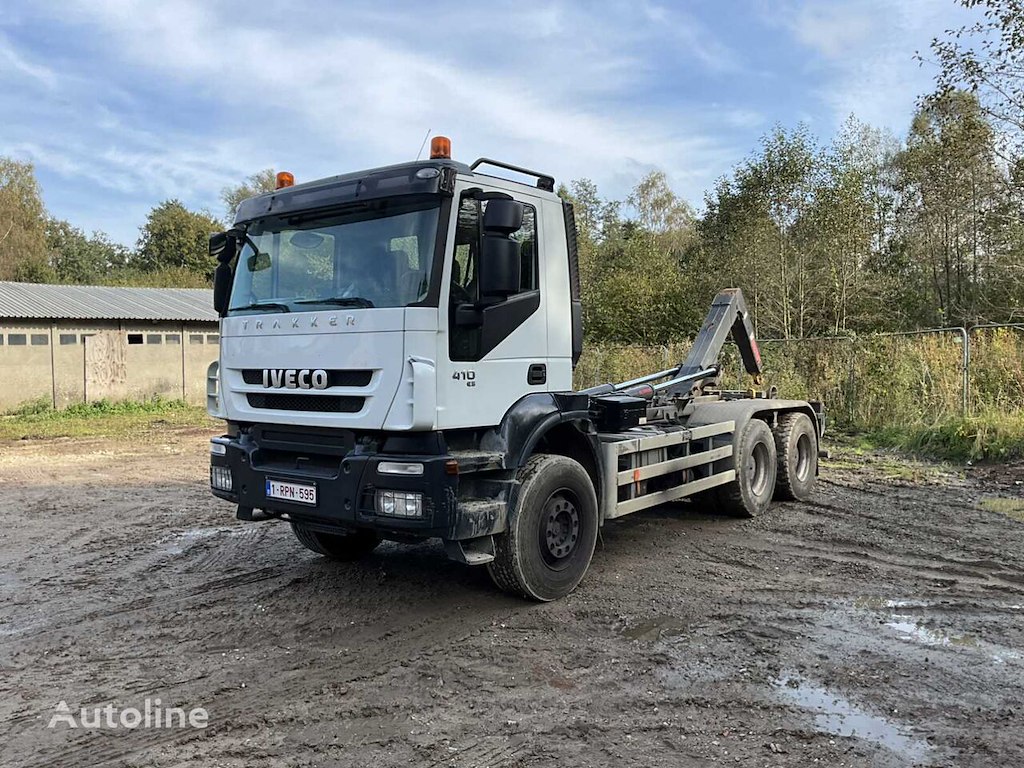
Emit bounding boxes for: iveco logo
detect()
[262,369,329,389]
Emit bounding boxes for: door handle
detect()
[527,363,547,385]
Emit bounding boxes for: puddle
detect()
[853,598,1023,665]
[885,616,1022,664]
[0,571,21,590]
[855,596,933,611]
[885,618,979,649]
[160,527,236,555]
[775,674,931,762]
[622,615,688,642]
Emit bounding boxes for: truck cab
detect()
[207,138,823,601]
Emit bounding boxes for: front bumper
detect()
[209,429,464,539]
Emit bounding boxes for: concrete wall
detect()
[0,320,219,411]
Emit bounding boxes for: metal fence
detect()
[576,325,1024,430]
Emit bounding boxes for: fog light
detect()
[210,466,233,492]
[377,461,424,476]
[375,490,423,518]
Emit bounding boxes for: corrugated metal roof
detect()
[0,282,217,322]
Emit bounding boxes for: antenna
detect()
[415,129,431,161]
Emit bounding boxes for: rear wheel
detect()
[487,454,599,601]
[714,418,777,517]
[773,412,817,501]
[291,522,381,561]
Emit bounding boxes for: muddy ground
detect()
[1,429,1022,768]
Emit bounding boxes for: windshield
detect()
[228,198,440,314]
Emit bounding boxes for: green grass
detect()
[0,397,218,440]
[856,409,1024,463]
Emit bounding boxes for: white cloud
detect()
[0,33,57,89]
[771,0,974,133]
[789,5,876,60]
[6,0,743,239]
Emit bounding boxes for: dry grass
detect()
[980,497,1024,522]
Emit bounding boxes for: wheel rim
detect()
[795,432,813,480]
[539,489,581,570]
[747,442,770,497]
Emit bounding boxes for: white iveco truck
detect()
[207,137,824,600]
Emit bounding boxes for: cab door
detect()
[435,183,549,430]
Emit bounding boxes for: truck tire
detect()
[715,418,777,517]
[487,454,599,601]
[290,523,381,561]
[773,412,817,501]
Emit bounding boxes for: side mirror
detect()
[476,198,523,300]
[483,199,524,234]
[209,231,238,264]
[213,262,232,316]
[478,236,520,298]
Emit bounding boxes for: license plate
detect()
[266,478,317,506]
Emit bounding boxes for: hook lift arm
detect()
[580,288,764,404]
[664,288,762,397]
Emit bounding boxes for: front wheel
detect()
[487,454,599,601]
[291,522,381,561]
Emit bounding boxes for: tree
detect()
[895,90,1012,326]
[558,178,622,328]
[0,157,52,282]
[579,173,700,344]
[221,169,277,221]
[136,200,222,276]
[692,125,822,338]
[802,118,898,333]
[584,229,696,345]
[926,0,1024,158]
[46,218,129,284]
[628,170,695,244]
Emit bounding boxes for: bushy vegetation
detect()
[867,410,1024,462]
[577,327,1024,462]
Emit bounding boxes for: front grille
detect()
[247,393,364,413]
[241,369,372,387]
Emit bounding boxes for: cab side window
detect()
[513,205,537,292]
[449,195,540,362]
[449,197,537,301]
[451,198,480,303]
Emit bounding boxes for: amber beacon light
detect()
[275,171,295,189]
[429,136,452,160]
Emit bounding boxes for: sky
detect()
[0,0,972,246]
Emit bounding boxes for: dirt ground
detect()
[1,428,1022,768]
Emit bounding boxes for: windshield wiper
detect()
[231,302,291,313]
[294,297,375,308]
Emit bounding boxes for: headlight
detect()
[375,490,423,518]
[210,440,227,455]
[210,466,233,492]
